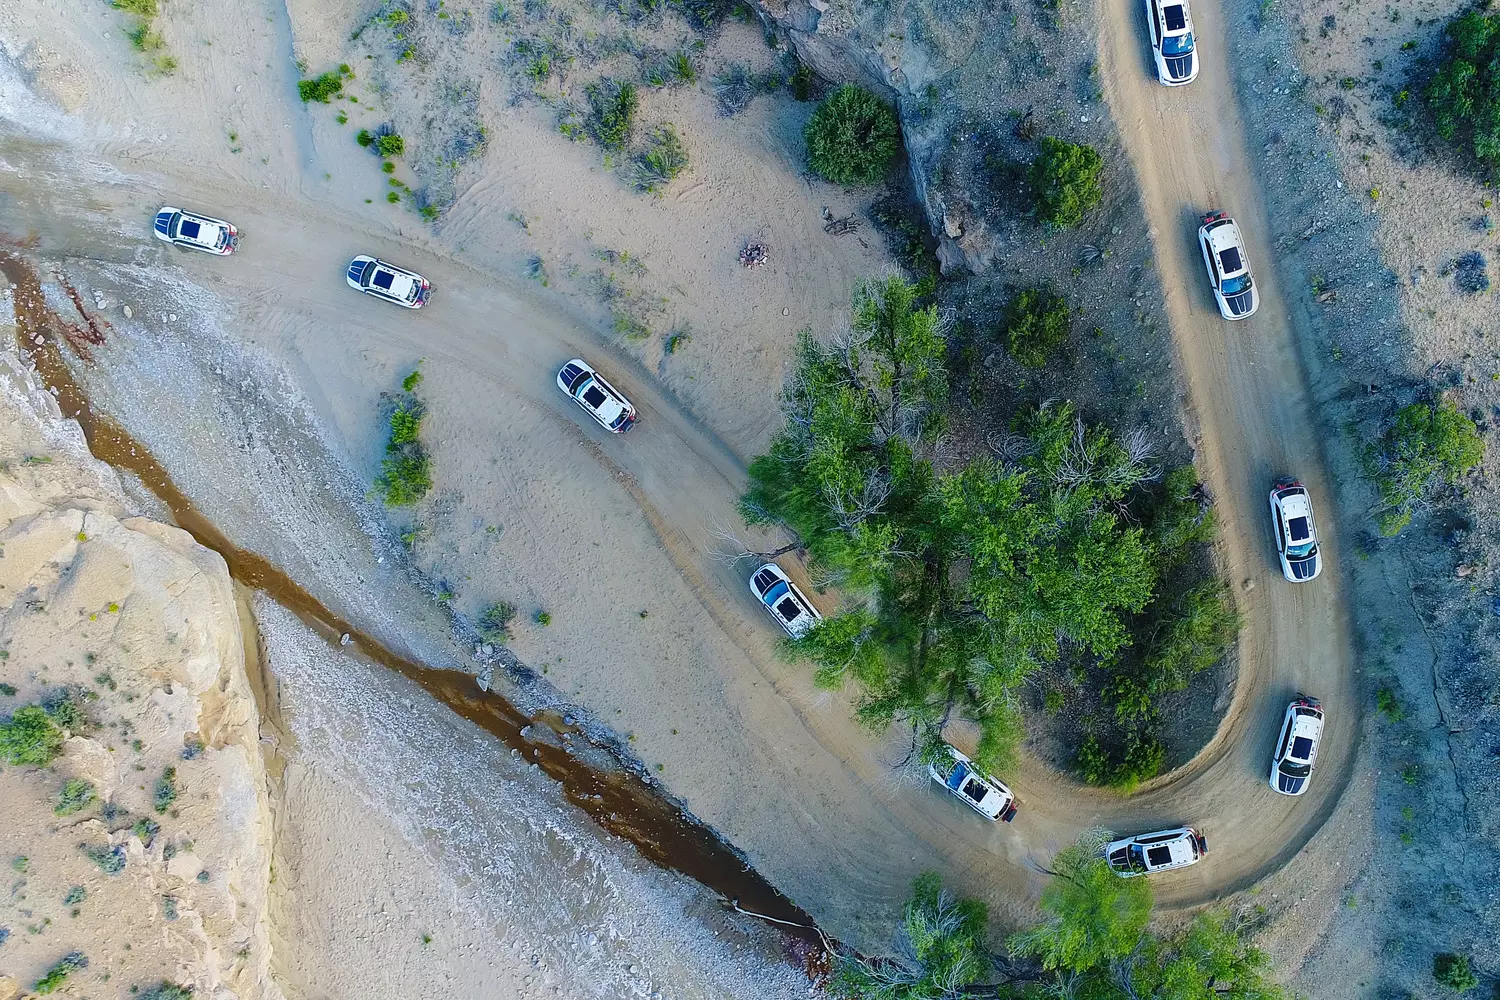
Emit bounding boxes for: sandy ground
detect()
[0,0,1386,959]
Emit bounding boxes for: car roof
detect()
[1205,220,1242,253]
[371,263,418,298]
[1278,490,1313,520]
[1162,2,1188,31]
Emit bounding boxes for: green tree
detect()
[805,84,902,186]
[833,872,991,1000]
[1428,12,1500,167]
[1369,397,1485,536]
[1433,953,1479,993]
[1011,831,1152,973]
[0,705,65,766]
[1002,285,1072,368]
[1029,136,1104,229]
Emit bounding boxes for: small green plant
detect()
[535,610,552,626]
[386,191,402,203]
[1001,285,1072,368]
[478,602,517,641]
[34,952,88,994]
[0,683,16,696]
[0,705,65,765]
[1340,76,1357,89]
[377,383,433,507]
[612,310,652,340]
[1369,187,1381,200]
[1376,686,1405,721]
[1433,953,1479,992]
[665,329,692,353]
[356,129,375,147]
[377,133,406,157]
[138,983,194,1000]
[383,160,396,174]
[55,779,97,816]
[789,62,815,101]
[586,79,639,151]
[803,83,901,186]
[1400,762,1421,785]
[297,70,346,103]
[1029,136,1105,229]
[64,885,87,906]
[132,818,161,846]
[112,0,159,13]
[12,855,28,872]
[83,843,126,875]
[126,23,165,52]
[632,124,689,192]
[153,766,179,813]
[401,368,423,392]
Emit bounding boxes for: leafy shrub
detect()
[586,79,638,152]
[1433,953,1479,992]
[478,602,517,641]
[83,843,126,875]
[356,129,375,147]
[1,705,64,765]
[139,982,194,1000]
[297,71,345,103]
[377,392,432,507]
[55,778,97,816]
[112,0,159,14]
[1141,581,1239,692]
[154,766,179,813]
[377,133,406,157]
[1149,465,1217,565]
[34,952,88,995]
[1002,285,1072,367]
[804,83,901,186]
[1029,136,1104,229]
[1428,12,1500,168]
[834,872,989,997]
[401,368,423,392]
[632,125,689,192]
[1368,397,1484,536]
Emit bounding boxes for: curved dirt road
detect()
[0,0,1356,939]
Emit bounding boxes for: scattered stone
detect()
[1456,564,1476,578]
[122,304,132,318]
[739,242,769,268]
[1243,578,1256,591]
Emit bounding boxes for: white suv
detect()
[1269,696,1324,795]
[345,256,431,308]
[153,206,238,255]
[748,563,821,639]
[1197,212,1259,320]
[1269,478,1323,582]
[929,743,1018,822]
[1104,827,1207,876]
[1145,0,1199,85]
[556,359,638,433]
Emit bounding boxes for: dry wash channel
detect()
[0,248,823,948]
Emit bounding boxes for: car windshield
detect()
[1162,31,1194,55]
[1221,272,1252,295]
[1286,540,1317,558]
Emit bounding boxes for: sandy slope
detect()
[0,0,1363,951]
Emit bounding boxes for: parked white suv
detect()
[1197,212,1259,319]
[1145,0,1199,85]
[929,743,1018,822]
[1269,696,1324,796]
[153,206,238,255]
[1104,827,1207,876]
[748,562,821,638]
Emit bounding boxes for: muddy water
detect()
[0,250,822,941]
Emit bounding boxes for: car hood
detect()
[1277,771,1307,794]
[1286,553,1320,580]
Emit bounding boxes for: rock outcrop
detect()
[0,328,279,1000]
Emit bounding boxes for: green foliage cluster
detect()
[632,124,690,192]
[34,952,88,995]
[479,602,517,641]
[804,84,902,186]
[1106,582,1239,725]
[1029,136,1105,229]
[84,843,126,875]
[586,79,639,152]
[154,766,179,813]
[1002,285,1072,368]
[746,276,1170,774]
[0,705,64,765]
[55,778,97,816]
[297,70,347,103]
[1368,397,1484,536]
[1428,12,1500,168]
[378,133,406,157]
[377,371,433,507]
[1433,953,1479,992]
[837,852,1285,1000]
[112,0,158,14]
[139,983,195,1000]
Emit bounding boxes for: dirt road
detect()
[0,0,1358,944]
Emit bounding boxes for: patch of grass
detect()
[534,610,552,626]
[377,133,405,157]
[386,191,402,203]
[34,952,88,995]
[631,124,689,192]
[153,766,179,813]
[1029,136,1104,229]
[665,328,692,353]
[0,705,65,765]
[402,368,423,392]
[612,310,652,340]
[1376,686,1405,721]
[126,23,165,52]
[803,83,901,186]
[586,79,639,152]
[478,602,517,641]
[83,843,126,875]
[138,983,194,1000]
[112,0,158,13]
[1001,285,1072,368]
[55,779,97,816]
[1433,953,1479,992]
[376,382,433,507]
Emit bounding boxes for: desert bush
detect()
[63,886,87,906]
[297,71,345,103]
[478,602,517,641]
[631,125,689,192]
[833,872,990,998]
[377,374,433,507]
[132,817,161,846]
[138,983,194,1000]
[1433,953,1479,992]
[1001,284,1072,367]
[804,83,901,186]
[586,79,638,151]
[83,843,126,875]
[1141,581,1239,692]
[0,705,64,765]
[1029,136,1104,229]
[1428,12,1500,168]
[1368,397,1484,536]
[377,133,406,157]
[34,952,88,995]
[55,779,97,816]
[112,0,158,14]
[1149,464,1217,565]
[1376,685,1405,722]
[154,766,179,813]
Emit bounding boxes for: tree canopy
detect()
[805,83,903,186]
[1369,396,1485,536]
[744,276,1185,775]
[1428,12,1500,169]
